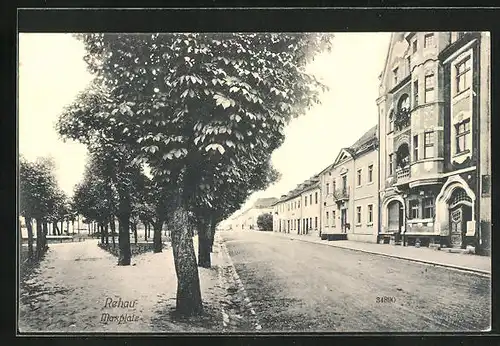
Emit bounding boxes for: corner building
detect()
[377,32,490,254]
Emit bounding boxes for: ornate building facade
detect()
[377,32,490,254]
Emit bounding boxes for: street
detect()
[221,230,491,332]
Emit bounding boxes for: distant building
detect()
[272,175,321,236]
[319,125,379,242]
[233,197,278,231]
[377,32,490,253]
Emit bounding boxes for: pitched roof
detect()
[253,197,279,209]
[348,124,378,155]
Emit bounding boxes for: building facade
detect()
[272,175,320,236]
[319,126,379,242]
[377,32,490,254]
[232,197,277,231]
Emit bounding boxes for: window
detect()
[413,79,419,107]
[413,135,419,161]
[368,204,373,224]
[356,206,362,224]
[424,131,435,158]
[332,180,336,193]
[389,153,394,175]
[315,192,318,204]
[456,118,471,154]
[423,198,435,219]
[342,175,347,191]
[315,217,318,229]
[424,73,435,103]
[309,217,312,229]
[456,56,472,94]
[412,39,418,53]
[305,196,308,206]
[326,183,330,195]
[424,33,434,48]
[298,200,301,208]
[393,67,399,85]
[410,200,420,219]
[326,211,329,226]
[357,169,362,186]
[332,211,336,227]
[368,165,373,183]
[309,194,312,205]
[406,56,411,74]
[288,203,290,211]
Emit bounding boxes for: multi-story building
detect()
[272,175,320,235]
[319,125,379,242]
[377,32,490,254]
[232,197,277,231]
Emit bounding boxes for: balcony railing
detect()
[394,108,410,132]
[395,166,411,184]
[333,187,349,201]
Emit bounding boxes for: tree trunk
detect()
[143,221,148,242]
[171,204,203,316]
[61,220,64,235]
[25,217,34,260]
[42,222,49,253]
[35,219,43,260]
[105,223,109,245]
[153,220,163,253]
[110,216,116,249]
[117,188,131,266]
[209,222,216,253]
[100,223,105,244]
[133,222,138,245]
[198,222,211,268]
[52,222,57,235]
[148,224,151,238]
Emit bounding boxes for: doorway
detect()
[340,208,348,233]
[449,204,472,248]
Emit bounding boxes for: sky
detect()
[18,32,391,210]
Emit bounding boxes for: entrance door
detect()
[450,204,473,248]
[450,207,463,248]
[341,209,347,233]
[398,203,404,233]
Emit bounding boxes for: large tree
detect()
[68,32,332,316]
[19,156,62,260]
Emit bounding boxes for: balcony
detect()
[394,108,410,132]
[333,187,349,202]
[395,166,411,185]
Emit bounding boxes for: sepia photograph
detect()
[17,28,491,333]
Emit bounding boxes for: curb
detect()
[269,232,491,277]
[215,234,263,331]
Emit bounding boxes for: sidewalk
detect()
[266,231,491,275]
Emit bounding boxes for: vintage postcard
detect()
[17,12,491,334]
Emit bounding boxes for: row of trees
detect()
[56,32,333,316]
[19,156,75,261]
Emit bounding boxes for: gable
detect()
[333,149,353,167]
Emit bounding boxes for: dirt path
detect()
[19,239,223,333]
